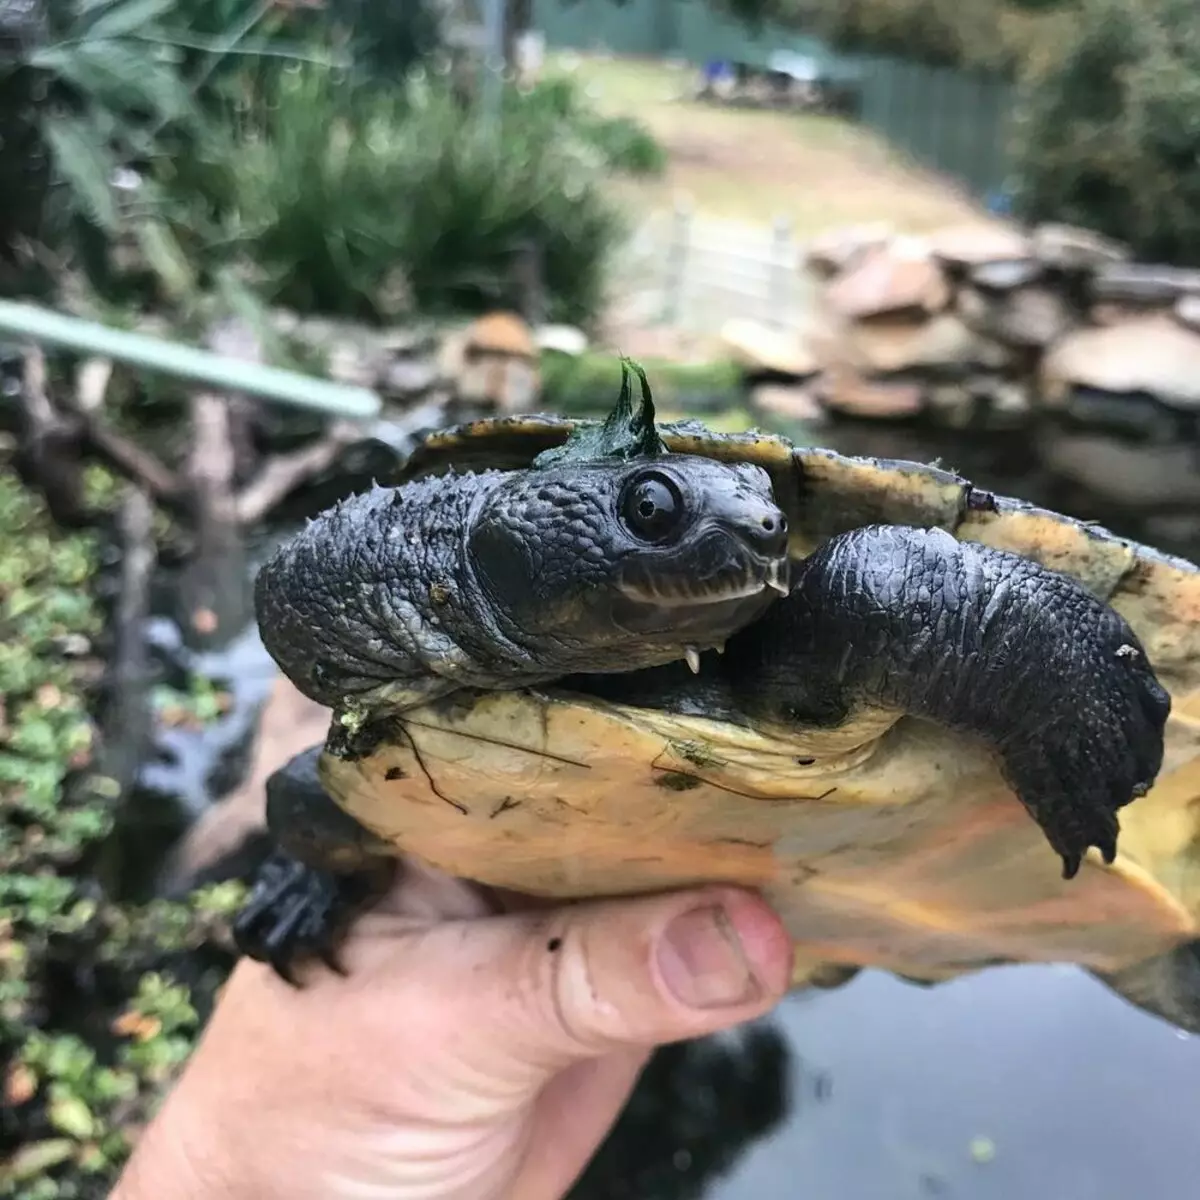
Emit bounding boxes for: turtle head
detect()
[466,359,791,675]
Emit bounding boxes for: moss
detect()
[539,350,744,418]
[0,466,240,1200]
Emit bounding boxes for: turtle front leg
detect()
[232,745,396,985]
[727,524,1171,878]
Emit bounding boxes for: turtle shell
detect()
[332,413,1200,1003]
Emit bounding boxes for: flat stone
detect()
[805,223,894,279]
[1175,294,1200,333]
[847,312,1012,373]
[969,259,1044,292]
[1038,431,1200,509]
[1040,315,1200,409]
[824,242,951,320]
[957,284,1077,348]
[750,382,825,422]
[1092,263,1200,305]
[926,383,974,428]
[456,354,541,414]
[1032,223,1130,271]
[1091,302,1159,327]
[926,224,1033,267]
[815,366,926,418]
[379,357,439,397]
[535,324,588,355]
[463,310,537,359]
[720,318,819,376]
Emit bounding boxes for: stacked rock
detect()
[727,220,1200,441]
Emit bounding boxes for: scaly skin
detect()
[237,523,1171,983]
[729,526,1170,878]
[579,525,1171,880]
[255,457,790,715]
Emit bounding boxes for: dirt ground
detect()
[560,54,1001,235]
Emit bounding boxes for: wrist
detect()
[111,1084,253,1200]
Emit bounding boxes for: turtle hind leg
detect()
[725,524,1171,877]
[232,744,396,986]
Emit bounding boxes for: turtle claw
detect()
[1010,627,1169,880]
[232,847,389,985]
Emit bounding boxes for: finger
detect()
[399,884,792,1099]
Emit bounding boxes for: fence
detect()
[846,55,1015,200]
[530,0,1016,201]
[531,0,833,68]
[617,209,815,334]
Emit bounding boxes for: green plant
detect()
[1010,0,1200,263]
[0,0,387,304]
[0,465,240,1199]
[511,74,667,177]
[152,63,635,324]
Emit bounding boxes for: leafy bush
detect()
[0,467,240,1200]
[713,0,1077,73]
[154,64,638,324]
[1009,0,1200,263]
[513,74,667,177]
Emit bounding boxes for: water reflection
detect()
[570,1021,793,1200]
[715,966,1200,1199]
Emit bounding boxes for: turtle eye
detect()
[620,471,685,542]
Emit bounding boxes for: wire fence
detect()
[617,208,816,334]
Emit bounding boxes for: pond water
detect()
[715,965,1200,1200]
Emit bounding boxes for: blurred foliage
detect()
[0,465,240,1199]
[540,350,742,415]
[1010,0,1200,263]
[701,0,1081,74]
[1,0,662,327]
[143,64,656,325]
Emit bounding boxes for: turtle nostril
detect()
[743,509,789,557]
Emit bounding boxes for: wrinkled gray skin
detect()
[255,455,791,716]
[570,524,1171,880]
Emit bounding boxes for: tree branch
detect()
[235,420,361,525]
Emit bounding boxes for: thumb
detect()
[421,884,793,1094]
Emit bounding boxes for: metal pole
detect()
[0,300,381,418]
[481,0,505,123]
[770,215,792,329]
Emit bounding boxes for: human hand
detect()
[112,858,792,1200]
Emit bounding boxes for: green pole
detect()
[0,299,382,419]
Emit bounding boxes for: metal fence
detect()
[531,0,832,66]
[531,0,1015,200]
[617,209,815,334]
[847,55,1015,200]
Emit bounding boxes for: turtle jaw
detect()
[611,541,791,654]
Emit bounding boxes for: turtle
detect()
[234,359,1200,1032]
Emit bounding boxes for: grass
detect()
[549,54,1001,236]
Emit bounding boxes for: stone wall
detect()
[725,220,1200,437]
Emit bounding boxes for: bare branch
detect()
[82,420,181,502]
[235,420,361,525]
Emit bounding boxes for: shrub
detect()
[512,74,668,177]
[154,64,637,325]
[1009,0,1200,262]
[0,467,239,1200]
